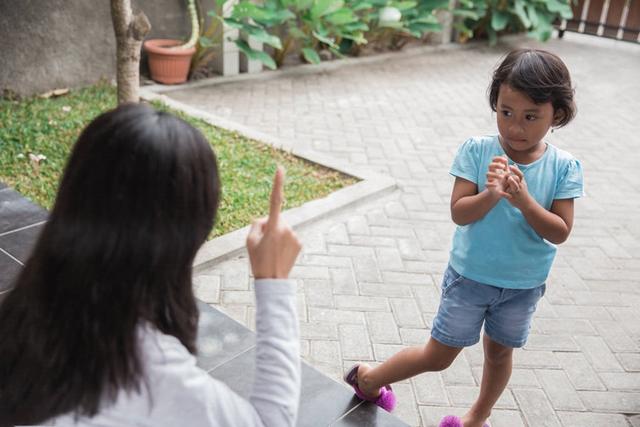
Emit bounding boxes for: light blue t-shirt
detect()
[449,135,584,289]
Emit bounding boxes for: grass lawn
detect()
[0,83,357,238]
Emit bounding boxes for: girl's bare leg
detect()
[357,337,463,398]
[461,334,513,427]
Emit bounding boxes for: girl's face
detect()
[496,84,556,161]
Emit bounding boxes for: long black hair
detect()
[0,103,220,425]
[489,48,576,128]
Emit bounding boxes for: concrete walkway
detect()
[173,33,640,426]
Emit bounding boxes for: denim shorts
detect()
[431,265,546,349]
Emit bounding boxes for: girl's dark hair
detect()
[0,103,220,425]
[489,48,576,128]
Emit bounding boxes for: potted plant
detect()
[144,0,199,84]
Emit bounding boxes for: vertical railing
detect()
[559,0,640,42]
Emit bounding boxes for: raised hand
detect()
[246,167,302,279]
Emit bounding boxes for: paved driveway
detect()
[176,33,640,426]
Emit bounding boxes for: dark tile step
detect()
[198,301,408,427]
[195,300,256,371]
[333,402,408,426]
[0,223,44,263]
[0,187,47,235]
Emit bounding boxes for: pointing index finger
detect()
[267,166,284,228]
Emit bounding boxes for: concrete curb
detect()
[140,88,397,272]
[141,41,474,94]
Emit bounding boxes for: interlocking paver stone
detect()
[512,388,561,427]
[177,33,640,426]
[534,369,585,411]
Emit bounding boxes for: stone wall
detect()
[0,0,200,97]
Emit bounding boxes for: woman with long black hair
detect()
[0,103,301,426]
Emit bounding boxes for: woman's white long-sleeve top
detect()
[43,279,300,427]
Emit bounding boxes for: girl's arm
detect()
[518,198,574,244]
[503,165,574,244]
[450,177,502,225]
[451,157,513,225]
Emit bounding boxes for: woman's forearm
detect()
[250,279,300,427]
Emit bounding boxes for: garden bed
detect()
[0,83,357,239]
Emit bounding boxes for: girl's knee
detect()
[484,342,513,366]
[423,340,461,371]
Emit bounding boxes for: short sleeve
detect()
[450,138,481,184]
[555,158,584,199]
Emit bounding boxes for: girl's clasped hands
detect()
[486,156,530,210]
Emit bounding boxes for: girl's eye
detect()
[501,110,512,117]
[526,114,537,121]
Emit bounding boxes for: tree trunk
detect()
[110,0,151,104]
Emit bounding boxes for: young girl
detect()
[344,49,584,427]
[0,103,302,426]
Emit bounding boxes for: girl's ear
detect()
[553,109,566,126]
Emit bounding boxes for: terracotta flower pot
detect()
[144,39,196,85]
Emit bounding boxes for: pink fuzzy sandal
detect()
[439,415,490,427]
[343,364,397,412]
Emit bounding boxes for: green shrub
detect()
[454,0,573,45]
[203,0,449,68]
[344,0,448,53]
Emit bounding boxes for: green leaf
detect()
[391,1,417,11]
[288,26,308,39]
[526,3,539,26]
[514,0,531,27]
[302,47,321,63]
[232,2,295,24]
[241,25,283,49]
[352,1,374,11]
[311,0,344,19]
[326,8,358,25]
[235,39,278,69]
[378,20,404,28]
[456,0,475,8]
[418,0,450,9]
[339,31,368,43]
[408,21,442,33]
[223,17,245,29]
[452,9,480,19]
[530,9,554,40]
[491,10,510,31]
[411,14,440,24]
[232,2,267,20]
[295,0,315,11]
[487,25,497,45]
[312,30,339,48]
[342,21,370,31]
[545,0,571,14]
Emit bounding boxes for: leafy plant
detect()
[223,0,369,67]
[454,0,573,45]
[344,0,448,53]
[195,0,450,70]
